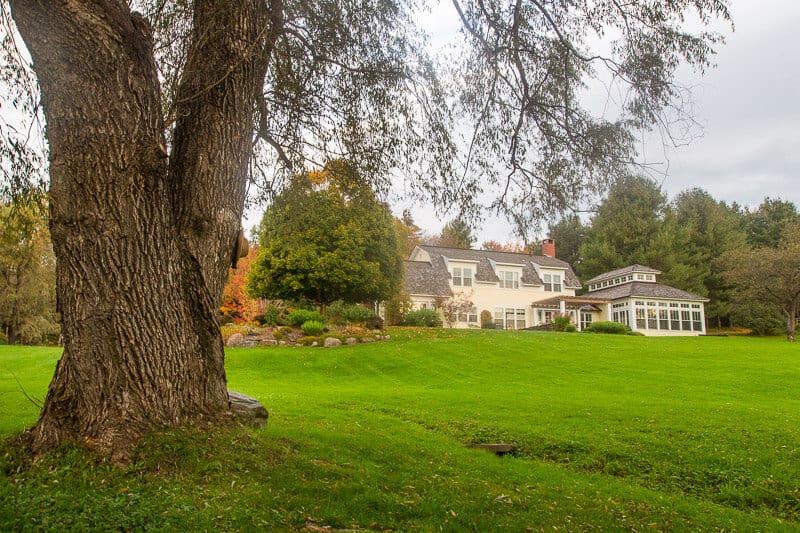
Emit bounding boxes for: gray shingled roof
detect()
[403,259,453,297]
[586,264,662,284]
[586,282,708,302]
[409,245,582,290]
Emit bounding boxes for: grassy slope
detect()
[1,329,799,531]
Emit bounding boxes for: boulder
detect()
[346,337,357,345]
[226,333,245,347]
[324,337,342,348]
[228,390,268,429]
[361,336,376,343]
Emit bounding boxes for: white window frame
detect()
[544,273,562,292]
[458,306,479,324]
[452,267,473,287]
[580,312,593,331]
[494,307,527,330]
[499,270,520,289]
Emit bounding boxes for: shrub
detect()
[258,305,284,326]
[551,314,572,332]
[301,320,325,336]
[385,293,413,326]
[272,326,292,341]
[565,324,578,333]
[584,321,631,335]
[364,316,384,330]
[402,309,442,327]
[299,335,320,346]
[287,309,325,327]
[343,305,376,323]
[480,310,493,328]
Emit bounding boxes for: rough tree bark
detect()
[10,0,274,458]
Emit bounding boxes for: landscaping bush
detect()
[364,316,384,330]
[551,314,572,332]
[257,305,284,326]
[584,321,631,335]
[565,324,578,333]
[301,320,325,336]
[342,305,377,323]
[287,309,325,327]
[402,309,442,327]
[272,326,292,341]
[480,310,493,328]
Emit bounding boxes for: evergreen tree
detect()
[745,198,799,248]
[548,214,586,267]
[673,188,747,327]
[393,209,422,259]
[247,162,403,312]
[438,218,475,249]
[578,176,697,289]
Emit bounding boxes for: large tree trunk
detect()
[11,0,273,458]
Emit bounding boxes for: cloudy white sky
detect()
[401,0,800,244]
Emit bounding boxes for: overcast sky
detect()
[400,0,800,244]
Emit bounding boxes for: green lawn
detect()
[2,329,799,531]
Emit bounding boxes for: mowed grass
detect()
[1,329,799,531]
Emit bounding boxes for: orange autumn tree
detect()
[220,245,264,324]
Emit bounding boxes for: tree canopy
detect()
[721,221,800,341]
[672,188,746,327]
[0,0,733,456]
[438,217,476,249]
[577,175,696,288]
[247,162,403,311]
[0,202,58,345]
[744,198,799,248]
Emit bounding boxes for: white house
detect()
[403,242,709,336]
[404,240,583,329]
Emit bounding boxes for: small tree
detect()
[721,221,800,341]
[437,294,475,328]
[220,244,264,324]
[385,293,413,326]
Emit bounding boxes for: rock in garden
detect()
[346,337,357,345]
[228,390,268,429]
[226,333,245,347]
[324,337,342,348]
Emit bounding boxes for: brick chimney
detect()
[541,238,555,258]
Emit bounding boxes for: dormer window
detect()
[544,273,562,292]
[452,267,473,287]
[499,271,519,289]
